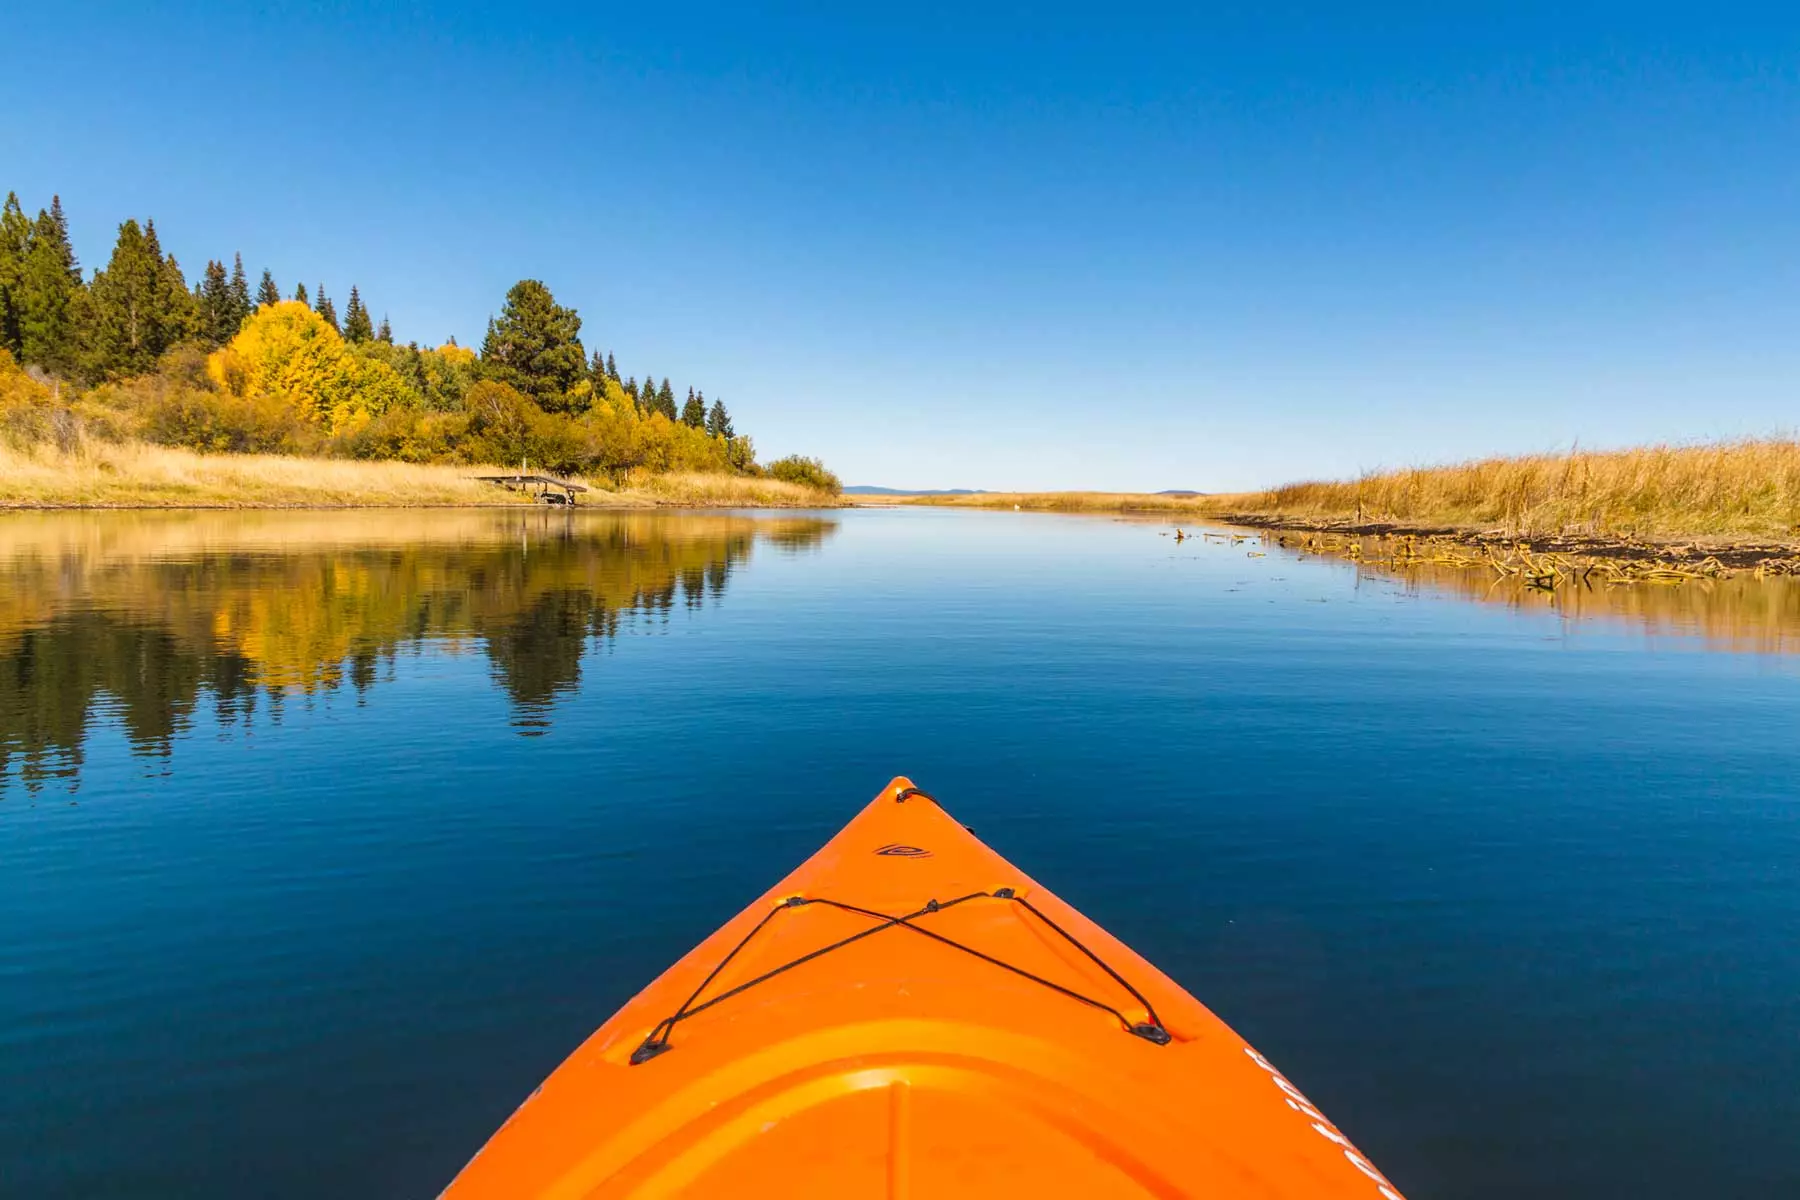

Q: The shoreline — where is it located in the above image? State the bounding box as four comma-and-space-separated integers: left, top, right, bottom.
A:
1208, 512, 1800, 575
873, 494, 1800, 578
0, 498, 846, 511
0, 445, 844, 511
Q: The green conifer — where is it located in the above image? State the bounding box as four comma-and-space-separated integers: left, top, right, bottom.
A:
227, 254, 251, 329
257, 269, 281, 308
0, 192, 30, 356
478, 279, 588, 412
157, 252, 199, 347
199, 260, 232, 345
293, 281, 309, 307
657, 378, 677, 421
605, 352, 618, 381
682, 386, 706, 428
84, 217, 168, 376
343, 285, 374, 343
706, 399, 733, 439
16, 196, 83, 374
377, 315, 393, 343
315, 285, 339, 332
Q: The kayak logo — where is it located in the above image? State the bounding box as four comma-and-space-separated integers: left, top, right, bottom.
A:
874, 843, 933, 859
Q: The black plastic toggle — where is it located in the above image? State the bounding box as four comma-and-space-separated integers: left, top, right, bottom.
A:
630, 1039, 672, 1065
782, 895, 808, 908
993, 887, 1015, 899
924, 898, 940, 912
1129, 1022, 1173, 1045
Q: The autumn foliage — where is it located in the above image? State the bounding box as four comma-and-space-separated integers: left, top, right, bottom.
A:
0, 189, 842, 495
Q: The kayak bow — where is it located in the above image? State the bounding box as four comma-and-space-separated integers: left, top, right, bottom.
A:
442, 778, 1405, 1198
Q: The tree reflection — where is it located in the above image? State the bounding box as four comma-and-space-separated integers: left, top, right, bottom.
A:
0, 511, 837, 792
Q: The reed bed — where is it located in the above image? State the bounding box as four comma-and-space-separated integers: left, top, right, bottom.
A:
1255, 439, 1800, 539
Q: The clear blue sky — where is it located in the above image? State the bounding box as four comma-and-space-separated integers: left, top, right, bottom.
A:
7, 3, 1797, 489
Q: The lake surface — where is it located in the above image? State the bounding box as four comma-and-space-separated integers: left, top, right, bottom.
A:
2, 507, 1796, 1198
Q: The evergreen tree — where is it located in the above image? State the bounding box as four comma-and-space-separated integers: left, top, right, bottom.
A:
478, 279, 588, 412
342, 285, 374, 342
376, 315, 392, 343
657, 377, 677, 421
157, 252, 198, 347
293, 280, 309, 307
605, 352, 618, 381
682, 386, 706, 428
625, 376, 639, 405
706, 399, 733, 439
16, 196, 82, 374
84, 218, 164, 376
227, 253, 252, 329
315, 285, 338, 332
256, 268, 281, 308
0, 192, 30, 357
198, 260, 233, 345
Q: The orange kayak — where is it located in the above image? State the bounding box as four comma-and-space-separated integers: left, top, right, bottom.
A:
443, 778, 1406, 1198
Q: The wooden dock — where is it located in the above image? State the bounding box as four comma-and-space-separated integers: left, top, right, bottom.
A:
473, 473, 590, 505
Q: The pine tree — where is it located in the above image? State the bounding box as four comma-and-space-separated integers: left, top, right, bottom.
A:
342, 285, 374, 342
657, 378, 677, 421
625, 375, 639, 405
682, 386, 706, 428
315, 285, 338, 332
256, 268, 281, 308
198, 260, 232, 345
605, 352, 618, 381
157, 252, 198, 347
0, 192, 30, 357
227, 253, 251, 330
478, 279, 588, 412
293, 281, 309, 307
84, 218, 166, 376
376, 315, 392, 343
706, 399, 733, 439
16, 196, 82, 374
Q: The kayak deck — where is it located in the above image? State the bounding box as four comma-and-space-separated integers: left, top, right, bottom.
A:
442, 778, 1404, 1198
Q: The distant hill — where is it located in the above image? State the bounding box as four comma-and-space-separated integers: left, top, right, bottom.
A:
843, 485, 988, 496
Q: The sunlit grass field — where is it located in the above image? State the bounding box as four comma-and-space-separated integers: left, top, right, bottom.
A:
897, 439, 1800, 541
0, 442, 842, 509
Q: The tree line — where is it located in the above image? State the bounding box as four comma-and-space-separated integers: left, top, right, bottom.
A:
0, 190, 838, 491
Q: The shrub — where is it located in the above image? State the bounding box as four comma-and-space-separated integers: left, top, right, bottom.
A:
765, 454, 841, 495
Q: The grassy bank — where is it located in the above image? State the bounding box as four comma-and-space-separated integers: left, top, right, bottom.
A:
895, 440, 1800, 543
0, 442, 842, 509
1252, 439, 1800, 540
881, 490, 1254, 514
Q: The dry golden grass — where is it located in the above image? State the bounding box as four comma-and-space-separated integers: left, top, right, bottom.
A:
897, 440, 1800, 542
1254, 439, 1800, 539
619, 469, 843, 507
0, 440, 524, 508
0, 442, 843, 509
886, 490, 1254, 514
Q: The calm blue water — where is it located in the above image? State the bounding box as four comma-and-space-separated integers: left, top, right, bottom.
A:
2, 507, 1796, 1198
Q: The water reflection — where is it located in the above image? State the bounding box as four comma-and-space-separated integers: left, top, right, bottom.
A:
1264, 531, 1800, 654
0, 510, 837, 792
